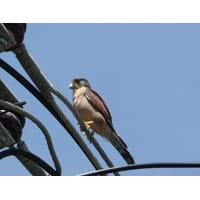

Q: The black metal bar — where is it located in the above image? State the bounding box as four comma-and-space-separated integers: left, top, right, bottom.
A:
0, 148, 59, 176
13, 45, 102, 171
0, 58, 101, 170
81, 162, 200, 176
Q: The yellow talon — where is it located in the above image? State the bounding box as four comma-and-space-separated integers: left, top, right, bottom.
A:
84, 121, 94, 129
85, 121, 94, 125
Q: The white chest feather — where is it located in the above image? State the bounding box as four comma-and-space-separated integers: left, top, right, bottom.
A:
73, 87, 94, 120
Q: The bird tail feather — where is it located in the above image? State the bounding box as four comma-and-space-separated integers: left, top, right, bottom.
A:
117, 146, 135, 165
109, 132, 135, 165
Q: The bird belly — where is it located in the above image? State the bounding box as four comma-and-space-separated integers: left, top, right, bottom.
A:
74, 96, 108, 137
74, 97, 94, 121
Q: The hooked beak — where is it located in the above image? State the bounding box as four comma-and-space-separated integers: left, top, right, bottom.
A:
69, 82, 74, 89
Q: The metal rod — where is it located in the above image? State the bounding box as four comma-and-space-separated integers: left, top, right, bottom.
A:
80, 162, 200, 176
0, 99, 61, 175
0, 79, 49, 175
0, 148, 58, 175
0, 58, 104, 173
11, 45, 103, 171
13, 141, 48, 176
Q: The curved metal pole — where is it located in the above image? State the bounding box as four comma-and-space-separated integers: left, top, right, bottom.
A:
14, 141, 49, 176
80, 162, 200, 176
0, 58, 103, 171
0, 79, 47, 175
12, 44, 103, 171
0, 99, 61, 175
0, 148, 59, 175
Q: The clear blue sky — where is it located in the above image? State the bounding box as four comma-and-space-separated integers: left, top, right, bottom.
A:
1, 24, 200, 175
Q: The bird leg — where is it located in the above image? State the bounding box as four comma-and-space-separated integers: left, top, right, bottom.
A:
79, 120, 94, 131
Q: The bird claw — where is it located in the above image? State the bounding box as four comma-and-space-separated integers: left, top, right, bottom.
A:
82, 131, 94, 143
84, 121, 94, 129
79, 121, 94, 131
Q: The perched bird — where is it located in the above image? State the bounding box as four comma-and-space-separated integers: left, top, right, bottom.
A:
69, 78, 135, 164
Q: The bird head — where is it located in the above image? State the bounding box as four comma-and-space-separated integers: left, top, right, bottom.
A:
69, 78, 91, 90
